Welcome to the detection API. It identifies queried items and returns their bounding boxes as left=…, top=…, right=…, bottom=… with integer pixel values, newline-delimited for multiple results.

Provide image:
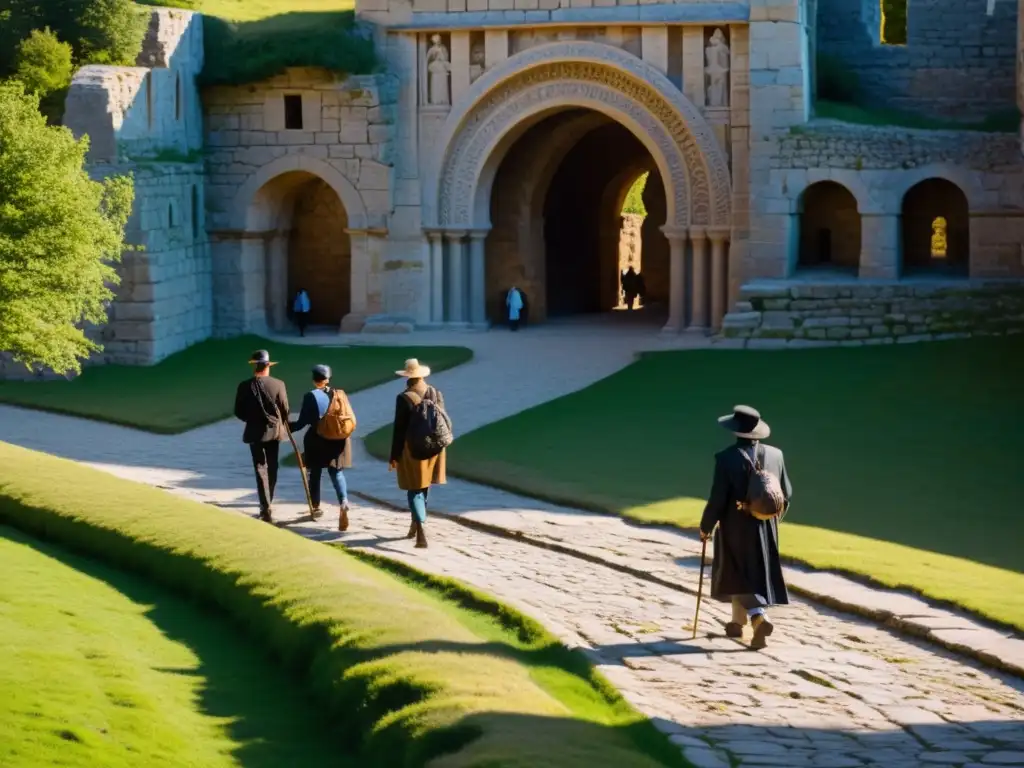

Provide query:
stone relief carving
left=470, top=41, right=485, bottom=83
left=705, top=28, right=730, bottom=108
left=436, top=49, right=731, bottom=228
left=426, top=34, right=451, bottom=107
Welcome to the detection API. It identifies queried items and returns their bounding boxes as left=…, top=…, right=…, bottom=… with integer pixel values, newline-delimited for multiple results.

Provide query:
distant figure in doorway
left=699, top=406, right=792, bottom=650
left=635, top=271, right=647, bottom=307
left=234, top=349, right=290, bottom=524
left=388, top=359, right=451, bottom=549
left=622, top=267, right=639, bottom=310
left=506, top=285, right=524, bottom=331
left=293, top=288, right=311, bottom=336
left=288, top=364, right=355, bottom=531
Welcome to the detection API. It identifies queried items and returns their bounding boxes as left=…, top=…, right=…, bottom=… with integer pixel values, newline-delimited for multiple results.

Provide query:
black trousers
left=248, top=441, right=280, bottom=510
left=296, top=311, right=309, bottom=336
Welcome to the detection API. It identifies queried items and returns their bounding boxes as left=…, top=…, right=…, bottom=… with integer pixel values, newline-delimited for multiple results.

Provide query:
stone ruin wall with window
left=724, top=0, right=1024, bottom=347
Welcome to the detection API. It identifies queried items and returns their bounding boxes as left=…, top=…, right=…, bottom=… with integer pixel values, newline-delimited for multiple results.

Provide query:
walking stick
left=283, top=421, right=316, bottom=520
left=692, top=538, right=708, bottom=640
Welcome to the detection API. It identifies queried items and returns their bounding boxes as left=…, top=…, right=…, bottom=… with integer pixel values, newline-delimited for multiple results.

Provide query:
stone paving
left=2, top=325, right=1023, bottom=767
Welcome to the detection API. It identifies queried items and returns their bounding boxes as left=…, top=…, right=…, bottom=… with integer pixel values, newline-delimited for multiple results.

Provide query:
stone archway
left=422, top=41, right=733, bottom=333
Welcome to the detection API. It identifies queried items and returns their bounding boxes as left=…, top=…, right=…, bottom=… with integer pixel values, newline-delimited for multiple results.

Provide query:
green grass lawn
left=152, top=0, right=354, bottom=21
left=380, top=336, right=1024, bottom=631
left=0, top=335, right=471, bottom=433
left=0, top=526, right=347, bottom=767
left=814, top=100, right=1020, bottom=133
left=0, top=441, right=684, bottom=768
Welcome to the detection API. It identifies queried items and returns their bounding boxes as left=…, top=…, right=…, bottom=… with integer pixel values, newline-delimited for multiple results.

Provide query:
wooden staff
left=692, top=538, right=708, bottom=640
left=273, top=400, right=315, bottom=521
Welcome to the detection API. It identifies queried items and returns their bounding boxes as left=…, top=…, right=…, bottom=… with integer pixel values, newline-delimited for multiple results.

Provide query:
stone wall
left=751, top=120, right=1024, bottom=281
left=816, top=0, right=1017, bottom=121
left=720, top=279, right=1024, bottom=347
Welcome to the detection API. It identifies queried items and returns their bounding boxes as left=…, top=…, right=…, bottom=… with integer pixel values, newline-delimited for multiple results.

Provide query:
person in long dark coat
left=288, top=364, right=353, bottom=531
left=699, top=405, right=792, bottom=650
left=234, top=349, right=290, bottom=523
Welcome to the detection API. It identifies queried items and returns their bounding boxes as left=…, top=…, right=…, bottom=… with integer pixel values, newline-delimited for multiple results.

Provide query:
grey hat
left=312, top=364, right=331, bottom=381
left=248, top=349, right=276, bottom=366
left=718, top=405, right=771, bottom=440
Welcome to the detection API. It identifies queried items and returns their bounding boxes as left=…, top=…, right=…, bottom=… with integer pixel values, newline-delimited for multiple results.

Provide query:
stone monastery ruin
left=53, top=0, right=1024, bottom=363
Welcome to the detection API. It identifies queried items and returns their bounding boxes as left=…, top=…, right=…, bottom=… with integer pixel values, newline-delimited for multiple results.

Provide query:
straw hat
left=396, top=358, right=431, bottom=378
left=248, top=349, right=277, bottom=366
left=718, top=405, right=770, bottom=440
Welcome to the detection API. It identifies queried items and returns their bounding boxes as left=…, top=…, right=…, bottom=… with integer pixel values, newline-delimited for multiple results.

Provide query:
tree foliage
left=621, top=172, right=649, bottom=217
left=0, top=81, right=134, bottom=375
left=14, top=27, right=73, bottom=123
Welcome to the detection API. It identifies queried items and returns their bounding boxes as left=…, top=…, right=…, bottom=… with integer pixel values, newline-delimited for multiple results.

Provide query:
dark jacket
left=234, top=375, right=290, bottom=444
left=389, top=381, right=447, bottom=491
left=699, top=439, right=792, bottom=606
left=289, top=388, right=352, bottom=470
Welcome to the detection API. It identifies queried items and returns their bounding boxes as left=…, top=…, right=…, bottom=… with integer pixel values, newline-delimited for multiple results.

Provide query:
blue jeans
left=308, top=466, right=348, bottom=508
left=407, top=488, right=429, bottom=524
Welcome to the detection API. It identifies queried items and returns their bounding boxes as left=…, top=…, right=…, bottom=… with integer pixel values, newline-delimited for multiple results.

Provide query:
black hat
left=718, top=405, right=770, bottom=440
left=312, top=364, right=331, bottom=381
left=248, top=349, right=276, bottom=366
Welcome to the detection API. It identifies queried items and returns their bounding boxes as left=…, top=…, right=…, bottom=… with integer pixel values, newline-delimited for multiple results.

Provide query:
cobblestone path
left=2, top=327, right=1023, bottom=767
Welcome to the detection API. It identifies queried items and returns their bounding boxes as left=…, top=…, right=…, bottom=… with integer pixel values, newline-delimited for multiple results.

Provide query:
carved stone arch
left=894, top=164, right=986, bottom=211
left=230, top=153, right=368, bottom=231
left=424, top=41, right=732, bottom=230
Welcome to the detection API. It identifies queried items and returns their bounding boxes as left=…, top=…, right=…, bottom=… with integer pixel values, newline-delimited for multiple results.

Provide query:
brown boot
left=406, top=522, right=417, bottom=539
left=338, top=502, right=350, bottom=532
left=310, top=507, right=323, bottom=521
left=414, top=521, right=428, bottom=549
left=750, top=614, right=774, bottom=650
left=725, top=622, right=744, bottom=639
left=259, top=507, right=274, bottom=524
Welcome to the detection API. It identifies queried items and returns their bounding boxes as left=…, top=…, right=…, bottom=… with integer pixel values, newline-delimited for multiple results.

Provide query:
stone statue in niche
left=426, top=34, right=451, bottom=106
left=705, top=28, right=731, bottom=108
left=470, top=42, right=485, bottom=83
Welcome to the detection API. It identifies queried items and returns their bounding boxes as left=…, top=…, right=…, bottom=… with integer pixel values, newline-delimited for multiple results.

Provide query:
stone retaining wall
left=721, top=280, right=1024, bottom=347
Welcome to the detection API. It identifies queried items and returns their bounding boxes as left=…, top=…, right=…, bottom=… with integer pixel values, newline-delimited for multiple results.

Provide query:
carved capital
left=660, top=225, right=691, bottom=241
left=707, top=226, right=730, bottom=243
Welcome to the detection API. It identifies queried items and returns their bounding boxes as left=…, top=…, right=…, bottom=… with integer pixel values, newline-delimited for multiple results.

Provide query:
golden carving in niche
left=930, top=216, right=948, bottom=259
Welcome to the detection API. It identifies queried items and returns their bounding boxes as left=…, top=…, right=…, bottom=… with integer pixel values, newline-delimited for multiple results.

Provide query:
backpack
left=404, top=387, right=453, bottom=460
left=739, top=445, right=786, bottom=522
left=316, top=388, right=357, bottom=440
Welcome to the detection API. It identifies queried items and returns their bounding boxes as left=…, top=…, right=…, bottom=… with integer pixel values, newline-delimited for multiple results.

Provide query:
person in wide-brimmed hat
left=699, top=405, right=792, bottom=650
left=234, top=349, right=290, bottom=523
left=388, top=358, right=448, bottom=548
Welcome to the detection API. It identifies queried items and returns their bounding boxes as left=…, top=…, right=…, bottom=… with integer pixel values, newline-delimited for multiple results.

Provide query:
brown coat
left=389, top=380, right=447, bottom=491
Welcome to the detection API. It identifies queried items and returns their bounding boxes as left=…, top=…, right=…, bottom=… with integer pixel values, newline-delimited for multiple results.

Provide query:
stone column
left=428, top=230, right=444, bottom=324
left=445, top=230, right=467, bottom=325
left=265, top=230, right=289, bottom=331
left=660, top=225, right=689, bottom=334
left=859, top=213, right=900, bottom=279
left=341, top=228, right=371, bottom=333
left=468, top=230, right=489, bottom=328
left=708, top=228, right=730, bottom=332
left=688, top=226, right=708, bottom=333
left=240, top=234, right=268, bottom=334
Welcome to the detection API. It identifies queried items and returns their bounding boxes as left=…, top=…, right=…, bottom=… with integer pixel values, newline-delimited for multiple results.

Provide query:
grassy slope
left=0, top=526, right=346, bottom=768
left=0, top=441, right=684, bottom=768
left=368, top=337, right=1024, bottom=630
left=0, top=336, right=472, bottom=433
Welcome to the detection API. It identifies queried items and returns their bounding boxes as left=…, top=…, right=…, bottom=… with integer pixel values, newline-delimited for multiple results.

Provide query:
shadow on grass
left=3, top=527, right=350, bottom=768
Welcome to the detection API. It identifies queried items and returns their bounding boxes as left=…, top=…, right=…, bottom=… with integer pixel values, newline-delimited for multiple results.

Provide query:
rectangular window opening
left=880, top=0, right=907, bottom=45
left=284, top=94, right=303, bottom=130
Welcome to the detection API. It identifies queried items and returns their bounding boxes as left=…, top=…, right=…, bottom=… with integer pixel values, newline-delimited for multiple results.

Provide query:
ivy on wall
left=880, top=0, right=908, bottom=45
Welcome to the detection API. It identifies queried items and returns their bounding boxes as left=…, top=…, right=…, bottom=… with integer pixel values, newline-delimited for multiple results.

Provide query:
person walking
left=699, top=405, right=792, bottom=650
left=234, top=349, right=290, bottom=523
left=293, top=288, right=311, bottom=337
left=388, top=359, right=450, bottom=548
left=506, top=285, right=524, bottom=331
left=288, top=364, right=354, bottom=531
left=622, top=267, right=638, bottom=310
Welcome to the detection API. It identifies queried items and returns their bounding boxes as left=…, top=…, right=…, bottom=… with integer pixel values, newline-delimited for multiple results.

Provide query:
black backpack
left=739, top=445, right=786, bottom=521
left=404, top=387, right=453, bottom=460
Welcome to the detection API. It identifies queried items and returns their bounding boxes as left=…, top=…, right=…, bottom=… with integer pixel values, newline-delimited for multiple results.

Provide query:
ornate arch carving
left=426, top=41, right=732, bottom=230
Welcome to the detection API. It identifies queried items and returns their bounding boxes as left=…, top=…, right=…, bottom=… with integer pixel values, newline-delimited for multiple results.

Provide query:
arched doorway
left=486, top=110, right=668, bottom=324
left=424, top=41, right=733, bottom=334
left=900, top=178, right=970, bottom=276
left=797, top=181, right=861, bottom=272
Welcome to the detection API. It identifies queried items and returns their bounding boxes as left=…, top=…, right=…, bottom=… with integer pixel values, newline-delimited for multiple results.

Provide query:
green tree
left=0, top=81, right=134, bottom=375
left=14, top=27, right=73, bottom=123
